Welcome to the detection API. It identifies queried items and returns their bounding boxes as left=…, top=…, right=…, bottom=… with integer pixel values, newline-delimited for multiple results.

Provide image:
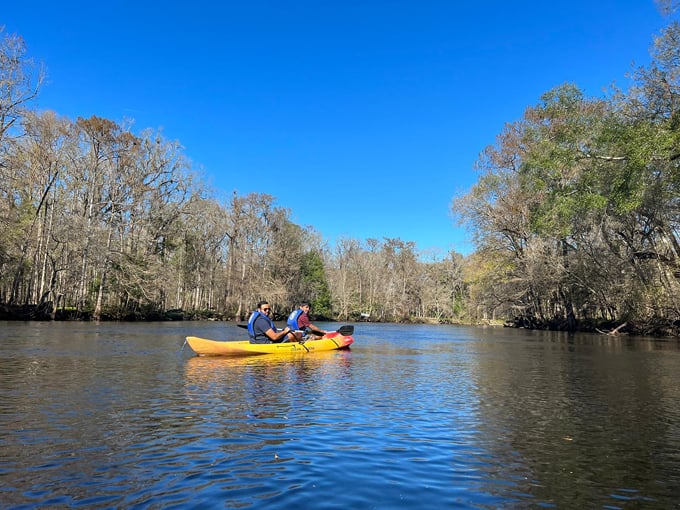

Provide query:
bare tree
left=0, top=27, right=43, bottom=143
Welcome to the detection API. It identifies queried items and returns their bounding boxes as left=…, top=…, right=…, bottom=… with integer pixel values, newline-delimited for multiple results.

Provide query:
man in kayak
left=248, top=301, right=300, bottom=344
left=287, top=302, right=328, bottom=340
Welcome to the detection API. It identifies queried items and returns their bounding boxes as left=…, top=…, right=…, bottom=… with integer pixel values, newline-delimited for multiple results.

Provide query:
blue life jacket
left=248, top=311, right=275, bottom=342
left=287, top=309, right=304, bottom=330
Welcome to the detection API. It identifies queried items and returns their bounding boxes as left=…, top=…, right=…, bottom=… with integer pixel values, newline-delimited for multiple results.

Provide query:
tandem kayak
left=185, top=331, right=354, bottom=357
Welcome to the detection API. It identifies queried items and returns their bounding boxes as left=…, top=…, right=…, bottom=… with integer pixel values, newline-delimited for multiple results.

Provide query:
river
left=1, top=321, right=679, bottom=508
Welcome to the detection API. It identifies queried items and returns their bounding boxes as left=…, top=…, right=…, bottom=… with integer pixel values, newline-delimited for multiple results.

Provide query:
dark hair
left=257, top=300, right=269, bottom=309
left=299, top=301, right=310, bottom=307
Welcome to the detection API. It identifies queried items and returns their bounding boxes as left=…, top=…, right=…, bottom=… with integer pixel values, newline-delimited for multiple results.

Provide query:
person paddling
left=287, top=302, right=328, bottom=340
left=248, top=301, right=299, bottom=344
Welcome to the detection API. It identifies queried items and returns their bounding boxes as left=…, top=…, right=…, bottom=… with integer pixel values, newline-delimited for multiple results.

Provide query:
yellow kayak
left=185, top=331, right=354, bottom=357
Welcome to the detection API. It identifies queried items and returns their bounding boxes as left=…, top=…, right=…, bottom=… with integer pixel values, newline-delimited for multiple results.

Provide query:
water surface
left=1, top=321, right=679, bottom=508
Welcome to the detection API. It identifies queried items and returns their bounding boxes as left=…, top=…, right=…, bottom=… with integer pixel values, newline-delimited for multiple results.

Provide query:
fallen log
left=596, top=322, right=628, bottom=336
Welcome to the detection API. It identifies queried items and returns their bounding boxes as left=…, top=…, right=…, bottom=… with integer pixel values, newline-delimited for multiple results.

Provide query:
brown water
left=1, top=321, right=679, bottom=508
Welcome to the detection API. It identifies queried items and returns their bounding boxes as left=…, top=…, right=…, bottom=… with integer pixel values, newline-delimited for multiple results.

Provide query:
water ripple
left=2, top=322, right=680, bottom=508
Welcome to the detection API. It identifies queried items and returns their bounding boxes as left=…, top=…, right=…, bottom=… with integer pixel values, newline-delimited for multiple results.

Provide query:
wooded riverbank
left=2, top=302, right=677, bottom=338
left=1, top=23, right=679, bottom=337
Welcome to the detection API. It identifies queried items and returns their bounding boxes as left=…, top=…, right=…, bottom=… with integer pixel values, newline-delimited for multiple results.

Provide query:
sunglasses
left=261, top=307, right=271, bottom=312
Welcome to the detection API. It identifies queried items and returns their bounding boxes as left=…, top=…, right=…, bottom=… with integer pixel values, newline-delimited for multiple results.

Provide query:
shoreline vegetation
left=1, top=20, right=679, bottom=340
left=2, top=304, right=677, bottom=338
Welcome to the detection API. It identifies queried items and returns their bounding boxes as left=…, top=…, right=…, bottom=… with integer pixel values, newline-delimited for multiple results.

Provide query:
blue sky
left=3, top=1, right=666, bottom=257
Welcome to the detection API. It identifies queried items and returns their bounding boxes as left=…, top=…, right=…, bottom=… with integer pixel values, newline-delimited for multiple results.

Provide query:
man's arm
left=299, top=313, right=325, bottom=334
left=268, top=326, right=293, bottom=341
left=310, top=323, right=328, bottom=335
left=254, top=316, right=287, bottom=341
left=258, top=317, right=293, bottom=342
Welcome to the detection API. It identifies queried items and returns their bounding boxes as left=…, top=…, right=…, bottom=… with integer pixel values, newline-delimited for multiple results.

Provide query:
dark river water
left=1, top=321, right=679, bottom=509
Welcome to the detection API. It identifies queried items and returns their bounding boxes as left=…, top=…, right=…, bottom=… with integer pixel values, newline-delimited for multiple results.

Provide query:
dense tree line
left=2, top=15, right=679, bottom=336
left=453, top=20, right=680, bottom=336
left=0, top=28, right=467, bottom=324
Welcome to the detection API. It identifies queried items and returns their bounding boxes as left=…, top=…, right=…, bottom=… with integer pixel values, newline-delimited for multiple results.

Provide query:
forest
left=0, top=17, right=678, bottom=336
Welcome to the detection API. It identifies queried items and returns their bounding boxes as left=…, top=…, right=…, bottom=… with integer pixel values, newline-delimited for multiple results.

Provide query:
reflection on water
left=1, top=321, right=679, bottom=508
left=469, top=329, right=680, bottom=508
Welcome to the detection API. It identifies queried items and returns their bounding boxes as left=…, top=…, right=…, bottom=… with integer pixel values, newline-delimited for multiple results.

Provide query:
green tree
left=454, top=19, right=680, bottom=333
left=300, top=250, right=332, bottom=319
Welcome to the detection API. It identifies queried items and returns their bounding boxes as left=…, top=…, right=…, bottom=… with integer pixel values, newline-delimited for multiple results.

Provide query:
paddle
left=335, top=325, right=354, bottom=336
left=236, top=324, right=354, bottom=336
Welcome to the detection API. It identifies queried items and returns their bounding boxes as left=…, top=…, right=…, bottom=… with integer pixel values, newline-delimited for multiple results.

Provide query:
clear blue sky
left=3, top=1, right=666, bottom=257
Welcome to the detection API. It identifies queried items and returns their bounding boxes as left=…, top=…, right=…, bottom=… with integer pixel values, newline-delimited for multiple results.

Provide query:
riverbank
left=2, top=303, right=678, bottom=337
left=0, top=304, right=209, bottom=322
